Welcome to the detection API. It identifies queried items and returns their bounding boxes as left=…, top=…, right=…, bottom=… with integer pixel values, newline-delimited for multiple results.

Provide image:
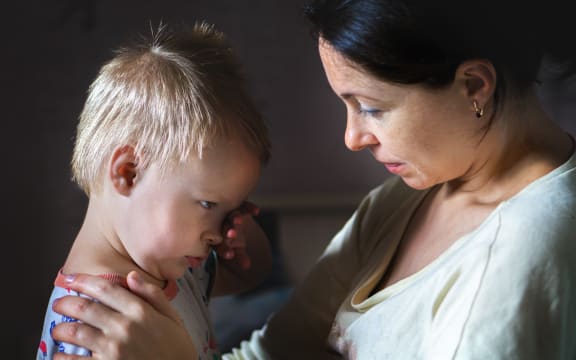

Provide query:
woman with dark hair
left=50, top=0, right=576, bottom=359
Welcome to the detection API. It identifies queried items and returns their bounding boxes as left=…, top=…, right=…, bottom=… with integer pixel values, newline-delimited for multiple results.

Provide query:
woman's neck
left=444, top=94, right=573, bottom=205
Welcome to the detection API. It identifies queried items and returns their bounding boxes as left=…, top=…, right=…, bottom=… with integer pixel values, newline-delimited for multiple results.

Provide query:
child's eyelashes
left=199, top=200, right=216, bottom=209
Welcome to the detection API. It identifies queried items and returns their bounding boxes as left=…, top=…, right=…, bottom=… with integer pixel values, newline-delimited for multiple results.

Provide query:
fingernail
left=129, top=271, right=142, bottom=284
left=64, top=274, right=76, bottom=283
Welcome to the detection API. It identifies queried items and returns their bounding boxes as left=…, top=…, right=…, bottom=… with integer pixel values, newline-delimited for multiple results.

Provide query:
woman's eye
left=199, top=200, right=216, bottom=209
left=358, top=105, right=382, bottom=117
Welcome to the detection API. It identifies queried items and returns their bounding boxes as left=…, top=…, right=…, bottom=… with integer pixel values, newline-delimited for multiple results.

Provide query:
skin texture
left=318, top=41, right=494, bottom=191
left=52, top=217, right=269, bottom=360
left=50, top=42, right=573, bottom=359
left=49, top=136, right=271, bottom=359
left=52, top=272, right=197, bottom=360
left=318, top=40, right=573, bottom=289
left=63, top=137, right=262, bottom=287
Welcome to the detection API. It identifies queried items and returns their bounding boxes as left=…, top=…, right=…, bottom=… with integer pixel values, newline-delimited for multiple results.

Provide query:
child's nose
left=206, top=232, right=224, bottom=246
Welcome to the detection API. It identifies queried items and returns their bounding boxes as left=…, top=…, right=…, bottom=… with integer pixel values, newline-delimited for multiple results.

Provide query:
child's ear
left=109, top=145, right=138, bottom=196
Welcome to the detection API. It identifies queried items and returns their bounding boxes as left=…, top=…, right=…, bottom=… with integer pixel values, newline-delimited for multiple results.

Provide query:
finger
left=53, top=353, right=91, bottom=360
left=223, top=212, right=243, bottom=228
left=222, top=249, right=235, bottom=259
left=240, top=201, right=260, bottom=215
left=56, top=273, right=172, bottom=328
left=61, top=274, right=142, bottom=313
left=239, top=256, right=251, bottom=269
left=52, top=295, right=122, bottom=332
left=234, top=248, right=252, bottom=269
left=213, top=242, right=232, bottom=258
left=51, top=320, right=102, bottom=354
left=227, top=238, right=247, bottom=249
left=226, top=228, right=237, bottom=239
left=125, top=271, right=182, bottom=323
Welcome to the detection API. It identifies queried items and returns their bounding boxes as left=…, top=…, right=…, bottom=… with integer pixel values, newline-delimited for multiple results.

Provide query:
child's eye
left=199, top=200, right=216, bottom=209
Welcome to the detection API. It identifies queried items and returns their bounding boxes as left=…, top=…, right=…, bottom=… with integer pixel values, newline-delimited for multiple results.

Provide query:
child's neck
left=62, top=200, right=167, bottom=289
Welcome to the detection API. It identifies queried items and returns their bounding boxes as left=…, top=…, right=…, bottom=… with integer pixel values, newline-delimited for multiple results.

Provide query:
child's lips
left=185, top=256, right=206, bottom=268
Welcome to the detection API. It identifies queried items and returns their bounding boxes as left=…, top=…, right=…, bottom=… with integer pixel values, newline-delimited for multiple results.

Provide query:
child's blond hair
left=71, top=22, right=270, bottom=195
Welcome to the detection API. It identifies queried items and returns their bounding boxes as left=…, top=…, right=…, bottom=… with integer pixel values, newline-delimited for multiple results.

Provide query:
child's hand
left=211, top=202, right=271, bottom=296
left=215, top=201, right=260, bottom=270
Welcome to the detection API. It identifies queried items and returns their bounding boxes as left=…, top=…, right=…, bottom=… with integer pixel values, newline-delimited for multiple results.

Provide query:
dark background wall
left=3, top=1, right=575, bottom=358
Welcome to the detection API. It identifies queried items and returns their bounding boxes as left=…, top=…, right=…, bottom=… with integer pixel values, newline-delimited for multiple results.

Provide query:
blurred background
left=2, top=1, right=575, bottom=358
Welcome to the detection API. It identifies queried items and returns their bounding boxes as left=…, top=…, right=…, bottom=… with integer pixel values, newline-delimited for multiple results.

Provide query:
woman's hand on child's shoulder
left=51, top=272, right=197, bottom=360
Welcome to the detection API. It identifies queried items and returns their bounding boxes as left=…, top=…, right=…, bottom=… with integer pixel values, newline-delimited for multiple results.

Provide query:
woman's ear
left=109, top=145, right=138, bottom=196
left=455, top=59, right=497, bottom=113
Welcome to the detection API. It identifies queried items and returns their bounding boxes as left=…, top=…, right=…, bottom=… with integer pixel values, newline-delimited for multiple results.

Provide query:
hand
left=214, top=201, right=260, bottom=270
left=211, top=201, right=272, bottom=296
left=51, top=272, right=197, bottom=360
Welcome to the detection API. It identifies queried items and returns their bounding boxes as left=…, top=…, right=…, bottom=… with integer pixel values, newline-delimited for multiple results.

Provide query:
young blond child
left=37, top=22, right=271, bottom=360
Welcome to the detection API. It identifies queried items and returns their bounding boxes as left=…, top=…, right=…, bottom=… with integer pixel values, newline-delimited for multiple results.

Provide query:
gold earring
left=472, top=100, right=484, bottom=118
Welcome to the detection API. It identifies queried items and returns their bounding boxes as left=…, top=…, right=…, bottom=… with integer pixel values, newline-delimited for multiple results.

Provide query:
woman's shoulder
left=502, top=154, right=576, bottom=225
left=494, top=159, right=576, bottom=266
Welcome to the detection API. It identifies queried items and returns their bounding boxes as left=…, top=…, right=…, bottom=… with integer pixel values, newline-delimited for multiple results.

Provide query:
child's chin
left=185, top=256, right=205, bottom=268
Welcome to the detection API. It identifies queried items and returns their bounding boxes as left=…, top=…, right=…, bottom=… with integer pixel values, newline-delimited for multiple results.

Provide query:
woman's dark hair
left=304, top=0, right=576, bottom=111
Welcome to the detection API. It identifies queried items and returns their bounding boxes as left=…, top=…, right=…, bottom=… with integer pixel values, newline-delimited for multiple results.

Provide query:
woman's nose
left=344, top=117, right=378, bottom=151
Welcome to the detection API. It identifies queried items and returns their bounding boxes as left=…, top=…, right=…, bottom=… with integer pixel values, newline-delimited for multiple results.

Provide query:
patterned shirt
left=38, top=253, right=219, bottom=359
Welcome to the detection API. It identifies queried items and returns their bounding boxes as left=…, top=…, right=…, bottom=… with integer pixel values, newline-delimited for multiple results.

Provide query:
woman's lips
left=384, top=162, right=404, bottom=174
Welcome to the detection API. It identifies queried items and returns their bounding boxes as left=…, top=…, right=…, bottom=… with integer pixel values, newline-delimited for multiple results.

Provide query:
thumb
left=125, top=271, right=182, bottom=323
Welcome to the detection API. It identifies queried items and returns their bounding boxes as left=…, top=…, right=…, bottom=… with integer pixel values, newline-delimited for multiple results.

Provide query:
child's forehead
left=165, top=138, right=259, bottom=169
left=175, top=146, right=261, bottom=198
left=199, top=135, right=262, bottom=158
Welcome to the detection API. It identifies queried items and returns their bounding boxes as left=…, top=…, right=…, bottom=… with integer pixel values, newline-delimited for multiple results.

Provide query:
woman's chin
left=399, top=175, right=435, bottom=191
